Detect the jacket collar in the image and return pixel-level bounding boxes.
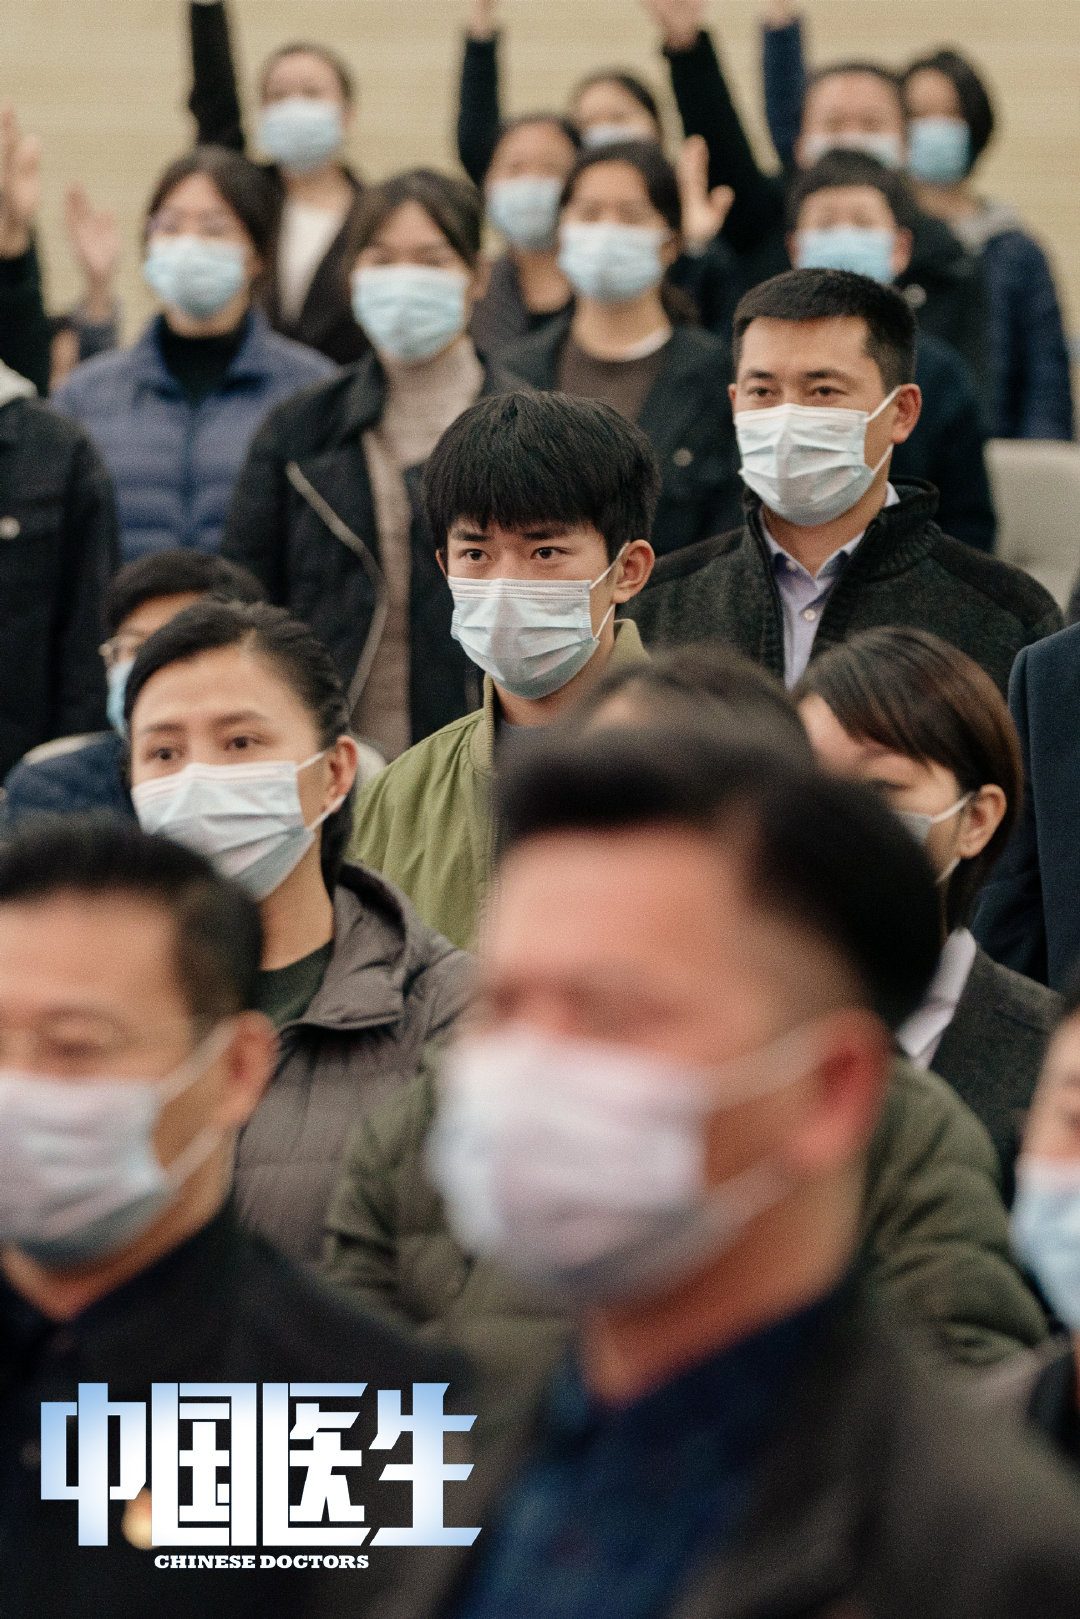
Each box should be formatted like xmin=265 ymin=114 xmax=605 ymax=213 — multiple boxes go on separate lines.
xmin=317 ymin=348 xmax=496 ymax=450
xmin=745 ymin=479 xmax=941 ymax=583
xmin=284 ymin=862 xmax=427 ymax=1035
xmin=468 ymin=618 xmax=652 ymax=777
xmin=129 ymin=308 xmax=279 ymax=397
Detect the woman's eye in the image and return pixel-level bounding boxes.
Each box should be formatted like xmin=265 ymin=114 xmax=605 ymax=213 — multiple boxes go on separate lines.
xmin=148 ymin=747 xmax=177 ymax=764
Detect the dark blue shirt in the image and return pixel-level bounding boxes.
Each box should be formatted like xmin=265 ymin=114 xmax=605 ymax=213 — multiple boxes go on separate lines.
xmin=453 ymin=1289 xmax=838 ymax=1619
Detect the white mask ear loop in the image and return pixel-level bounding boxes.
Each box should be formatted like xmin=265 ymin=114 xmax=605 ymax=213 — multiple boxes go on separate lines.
xmin=590 ymin=543 xmax=629 ymax=640
xmin=865 ymin=385 xmax=902 ymax=476
xmin=153 ymin=1019 xmax=241 ymax=1195
xmin=295 ymin=747 xmax=349 ymax=832
xmin=932 ymin=791 xmax=975 ymax=887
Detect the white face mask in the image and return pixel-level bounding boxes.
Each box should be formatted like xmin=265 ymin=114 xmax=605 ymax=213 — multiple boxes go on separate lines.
xmin=428 ymin=1023 xmax=817 ymax=1305
xmin=447 ymin=548 xmax=625 ymax=701
xmin=896 ymin=791 xmax=973 ymax=886
xmin=735 ymin=388 xmax=900 ymax=527
xmin=132 ymin=754 xmax=342 ymax=901
xmin=0 ymin=1024 xmax=231 ymax=1268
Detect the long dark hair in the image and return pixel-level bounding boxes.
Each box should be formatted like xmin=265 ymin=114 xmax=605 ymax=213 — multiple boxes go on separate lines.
xmin=902 ymin=49 xmax=996 ymax=170
xmin=795 ymin=627 xmax=1022 ymax=931
xmin=125 ymin=601 xmax=355 ymax=895
xmin=560 ymin=140 xmax=698 ymax=325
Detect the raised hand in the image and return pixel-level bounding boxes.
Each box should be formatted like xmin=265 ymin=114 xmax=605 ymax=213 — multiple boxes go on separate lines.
xmin=677 ymin=134 xmax=734 ymax=249
xmin=0 ymin=104 xmax=42 ymax=259
xmin=464 ymin=0 xmax=498 ymax=41
xmin=763 ymin=0 xmax=796 ymax=26
xmin=64 ymin=185 xmax=120 ymax=314
xmin=639 ymin=0 xmax=706 ymax=53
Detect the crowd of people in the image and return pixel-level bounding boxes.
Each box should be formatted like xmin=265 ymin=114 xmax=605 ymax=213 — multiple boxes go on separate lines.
xmin=2 ymin=1 xmax=1080 ymax=1613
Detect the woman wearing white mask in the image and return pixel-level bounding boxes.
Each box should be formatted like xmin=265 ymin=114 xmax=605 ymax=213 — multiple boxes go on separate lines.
xmin=53 ymin=148 xmax=333 ymax=564
xmin=188 ymin=0 xmax=367 ymax=363
xmin=222 ymin=169 xmax=493 ymax=762
xmin=499 ymin=141 xmax=741 ymax=558
xmin=125 ymin=597 xmax=471 ymax=1263
xmin=796 ymin=625 xmax=1060 ymax=1190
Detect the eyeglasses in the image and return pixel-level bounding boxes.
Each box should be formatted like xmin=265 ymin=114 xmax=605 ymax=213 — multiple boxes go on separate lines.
xmin=147 ymin=209 xmax=240 ymax=241
xmin=99 ymin=633 xmax=146 ymax=669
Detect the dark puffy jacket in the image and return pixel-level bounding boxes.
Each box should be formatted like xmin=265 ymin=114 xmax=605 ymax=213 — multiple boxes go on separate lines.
xmin=52 ymin=310 xmax=333 ymax=562
xmin=626 ymin=481 xmax=1061 ymax=695
xmin=221 ymin=354 xmax=487 ymax=742
xmin=0 ymin=247 xmax=50 ymax=396
xmin=322 ymin=1053 xmax=1046 ymax=1394
xmin=0 ymin=390 xmax=116 ymax=776
xmin=498 ymin=316 xmax=742 ymax=558
xmin=2 ymin=730 xmax=133 ymax=829
xmin=235 ymin=862 xmax=472 ymax=1264
xmin=897 ymin=333 xmax=996 ymax=552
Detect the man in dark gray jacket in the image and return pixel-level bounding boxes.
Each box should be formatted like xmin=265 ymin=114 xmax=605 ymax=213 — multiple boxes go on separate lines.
xmin=627 ymin=269 xmax=1060 ymax=695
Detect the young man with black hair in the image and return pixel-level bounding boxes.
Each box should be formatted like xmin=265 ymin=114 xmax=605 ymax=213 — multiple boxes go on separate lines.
xmin=348 ymin=391 xmax=657 ymax=949
xmin=786 ymin=150 xmax=995 ymax=552
xmin=627 ymin=268 xmax=1060 ymax=695
xmin=1 ymin=549 xmax=265 ymax=827
xmin=373 ymin=722 xmax=1080 ymax=1619
xmin=0 ymin=818 xmax=469 ymax=1619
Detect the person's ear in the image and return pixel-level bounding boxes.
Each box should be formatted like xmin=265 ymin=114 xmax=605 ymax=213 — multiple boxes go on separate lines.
xmin=891 ymin=226 xmax=913 ymax=278
xmin=956 ymin=783 xmax=1007 ymax=860
xmin=611 ymin=539 xmax=655 ymax=602
xmin=326 ymin=735 xmax=359 ymax=808
xmin=213 ymin=1013 xmax=279 ymax=1130
xmin=728 ymin=379 xmax=738 ymax=409
xmin=889 ymin=382 xmax=922 ymax=445
xmin=778 ymin=1007 xmax=892 ymax=1178
xmin=785 ymin=230 xmax=800 ymax=267
xmin=436 ymin=548 xmax=448 ymax=579
xmin=467 ymin=253 xmax=493 ymax=312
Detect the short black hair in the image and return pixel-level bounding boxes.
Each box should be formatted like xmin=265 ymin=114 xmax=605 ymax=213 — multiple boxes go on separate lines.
xmin=145 ymin=147 xmax=278 ymax=260
xmin=125 ymin=601 xmax=353 ymax=893
xmin=902 ymin=50 xmax=995 ymax=166
xmin=103 ymin=551 xmax=266 ymax=638
xmin=495 ymin=725 xmax=941 ymax=1031
xmin=0 ymin=816 xmax=262 ymax=1021
xmin=569 ymin=644 xmax=812 ymax=763
xmin=786 ymin=150 xmax=920 ymax=235
xmin=733 ymin=267 xmax=917 ymax=392
xmin=422 ymin=391 xmax=661 ymax=562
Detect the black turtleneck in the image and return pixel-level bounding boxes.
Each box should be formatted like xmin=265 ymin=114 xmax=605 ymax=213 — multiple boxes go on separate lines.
xmin=158 ymin=310 xmax=249 ymax=403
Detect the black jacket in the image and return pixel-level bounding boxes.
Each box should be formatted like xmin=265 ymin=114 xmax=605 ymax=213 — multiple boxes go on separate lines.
xmin=367 ymin=1286 xmax=1080 ymax=1619
xmin=498 ymin=317 xmax=742 ymax=558
xmin=895 ymin=334 xmax=995 ymax=553
xmin=188 ymin=1 xmax=368 ymax=365
xmin=975 ymin=622 xmax=1080 ymax=990
xmin=663 ymin=30 xmax=991 ymax=406
xmin=626 ymin=481 xmax=1061 ymax=694
xmin=0 ymin=248 xmax=51 ymax=396
xmin=930 ymin=943 xmax=1060 ymax=1188
xmin=221 ymin=357 xmax=487 ymax=744
xmin=0 ymin=395 xmax=116 ymax=776
xmin=0 ymin=1207 xmax=469 ymax=1619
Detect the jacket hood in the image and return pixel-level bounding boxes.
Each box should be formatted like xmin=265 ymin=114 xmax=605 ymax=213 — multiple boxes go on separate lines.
xmin=0 ymin=360 xmax=36 ymax=410
xmin=288 ymin=861 xmax=459 ymax=1034
xmin=949 ymin=199 xmax=1025 ymax=253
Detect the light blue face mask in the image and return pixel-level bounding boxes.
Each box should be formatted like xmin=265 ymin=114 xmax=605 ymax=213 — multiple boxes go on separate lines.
xmin=258 ymin=95 xmax=343 ymax=172
xmin=487 ymin=176 xmax=564 ymax=252
xmin=907 ymin=117 xmax=972 ymax=186
xmin=1011 ymin=1158 xmax=1080 ymax=1329
xmin=448 ymin=547 xmax=626 ymax=701
xmin=581 ymin=123 xmax=654 ymax=149
xmin=797 ymin=225 xmax=896 ymax=285
xmin=558 ymin=222 xmax=666 ymax=304
xmin=143 ymin=236 xmax=247 ymax=320
xmin=106 ymin=658 xmax=134 ymax=736
xmin=350 ymin=265 xmax=468 ymax=363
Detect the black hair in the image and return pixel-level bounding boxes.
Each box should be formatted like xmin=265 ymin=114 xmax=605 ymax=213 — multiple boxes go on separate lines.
xmin=570 ymin=644 xmax=812 ymax=763
xmin=561 ymin=139 xmax=699 ymax=324
xmin=786 ymin=149 xmax=920 ymax=235
xmin=805 ymin=60 xmax=906 ymax=121
xmin=104 ymin=552 xmax=266 ymax=639
xmin=570 ymin=70 xmax=662 ymax=132
xmin=487 ymin=113 xmax=581 ymax=179
xmin=145 ymin=146 xmax=278 ymax=260
xmin=125 ymin=601 xmax=353 ymax=894
xmin=422 ymin=390 xmax=661 ymax=562
xmin=795 ymin=627 xmax=1022 ymax=931
xmin=733 ymin=267 xmax=917 ymax=392
xmin=902 ymin=50 xmax=996 ymax=168
xmin=496 ymin=725 xmax=941 ymax=1031
xmin=259 ymin=40 xmax=356 ymax=106
xmin=0 ymin=816 xmax=262 ymax=1020
xmin=343 ymin=168 xmax=483 ymax=272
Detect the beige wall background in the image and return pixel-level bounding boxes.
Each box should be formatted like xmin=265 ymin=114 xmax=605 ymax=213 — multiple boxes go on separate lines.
xmin=3 ymin=0 xmax=1079 ymax=352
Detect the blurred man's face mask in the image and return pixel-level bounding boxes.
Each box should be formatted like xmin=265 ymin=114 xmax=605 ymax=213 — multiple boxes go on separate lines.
xmin=427 ymin=1022 xmax=822 ymax=1305
xmin=0 ymin=1024 xmax=232 ymax=1268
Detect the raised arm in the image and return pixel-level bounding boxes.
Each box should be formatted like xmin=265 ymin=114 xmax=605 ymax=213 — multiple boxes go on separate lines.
xmin=0 ymin=105 xmax=50 ymax=394
xmin=761 ymin=2 xmax=805 ymax=169
xmin=188 ymin=0 xmax=246 ymax=153
xmin=457 ymin=0 xmax=502 ymax=187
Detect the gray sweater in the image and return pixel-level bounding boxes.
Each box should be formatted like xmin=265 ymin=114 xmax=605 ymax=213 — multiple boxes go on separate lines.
xmin=626 ymin=481 xmax=1062 ymax=695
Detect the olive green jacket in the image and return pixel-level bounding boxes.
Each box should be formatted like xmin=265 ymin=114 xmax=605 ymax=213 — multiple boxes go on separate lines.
xmin=347 ymin=620 xmax=649 ymax=949
xmin=322 ymin=1052 xmax=1047 ymax=1395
